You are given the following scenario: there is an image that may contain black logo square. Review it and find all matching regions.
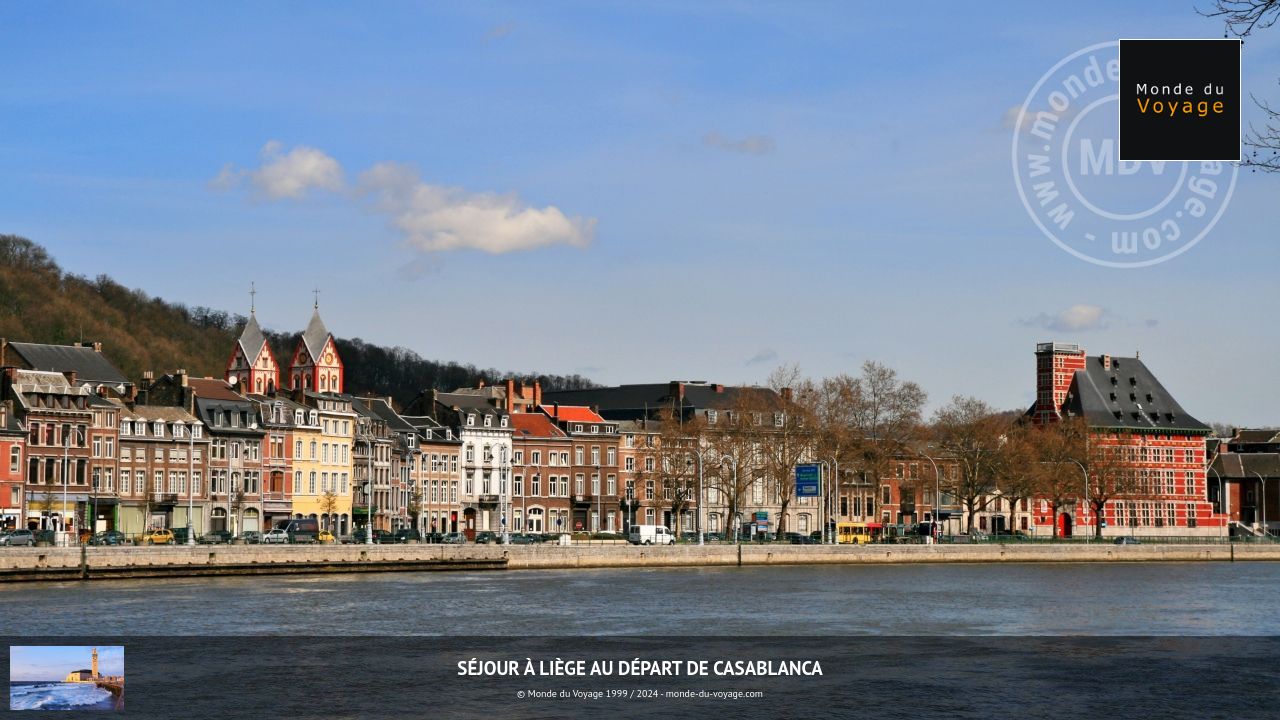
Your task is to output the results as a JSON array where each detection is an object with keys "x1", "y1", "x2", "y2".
[{"x1": 1119, "y1": 39, "x2": 1241, "y2": 161}]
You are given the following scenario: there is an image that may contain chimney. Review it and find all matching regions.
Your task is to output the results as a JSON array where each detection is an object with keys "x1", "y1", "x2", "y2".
[
  {"x1": 63, "y1": 370, "x2": 77, "y2": 385},
  {"x1": 713, "y1": 384, "x2": 724, "y2": 393},
  {"x1": 0, "y1": 338, "x2": 6, "y2": 366},
  {"x1": 781, "y1": 387, "x2": 793, "y2": 402},
  {"x1": 505, "y1": 379, "x2": 516, "y2": 414},
  {"x1": 176, "y1": 369, "x2": 188, "y2": 388},
  {"x1": 92, "y1": 341, "x2": 103, "y2": 353},
  {"x1": 552, "y1": 402, "x2": 559, "y2": 420},
  {"x1": 533, "y1": 380, "x2": 542, "y2": 407},
  {"x1": 1102, "y1": 354, "x2": 1112, "y2": 370},
  {"x1": 669, "y1": 381, "x2": 685, "y2": 404}
]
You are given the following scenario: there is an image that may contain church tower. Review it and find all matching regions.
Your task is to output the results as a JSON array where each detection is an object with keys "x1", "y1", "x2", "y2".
[
  {"x1": 289, "y1": 294, "x2": 343, "y2": 393},
  {"x1": 226, "y1": 284, "x2": 281, "y2": 394}
]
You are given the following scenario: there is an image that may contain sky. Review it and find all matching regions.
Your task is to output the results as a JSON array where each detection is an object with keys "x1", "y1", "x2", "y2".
[
  {"x1": 9, "y1": 646, "x2": 124, "y2": 681},
  {"x1": 1, "y1": 1, "x2": 1277, "y2": 426}
]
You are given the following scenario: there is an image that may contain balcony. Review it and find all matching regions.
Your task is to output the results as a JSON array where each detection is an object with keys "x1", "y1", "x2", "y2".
[{"x1": 478, "y1": 494, "x2": 500, "y2": 506}]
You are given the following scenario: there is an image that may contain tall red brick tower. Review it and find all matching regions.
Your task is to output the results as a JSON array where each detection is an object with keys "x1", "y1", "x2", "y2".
[{"x1": 1032, "y1": 341, "x2": 1086, "y2": 424}]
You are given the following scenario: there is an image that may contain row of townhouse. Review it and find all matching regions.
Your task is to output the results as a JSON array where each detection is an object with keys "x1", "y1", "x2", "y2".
[{"x1": 0, "y1": 310, "x2": 1267, "y2": 541}]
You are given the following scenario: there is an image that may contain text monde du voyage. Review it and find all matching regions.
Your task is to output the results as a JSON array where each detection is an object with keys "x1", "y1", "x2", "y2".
[
  {"x1": 1134, "y1": 82, "x2": 1228, "y2": 118},
  {"x1": 458, "y1": 658, "x2": 824, "y2": 677}
]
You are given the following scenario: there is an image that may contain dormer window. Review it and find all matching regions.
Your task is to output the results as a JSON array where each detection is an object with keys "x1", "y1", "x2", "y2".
[
  {"x1": 120, "y1": 421, "x2": 131, "y2": 436},
  {"x1": 574, "y1": 424, "x2": 583, "y2": 433},
  {"x1": 136, "y1": 422, "x2": 147, "y2": 437},
  {"x1": 192, "y1": 425, "x2": 202, "y2": 439},
  {"x1": 468, "y1": 414, "x2": 476, "y2": 426},
  {"x1": 774, "y1": 412, "x2": 784, "y2": 427},
  {"x1": 707, "y1": 410, "x2": 717, "y2": 424},
  {"x1": 153, "y1": 421, "x2": 165, "y2": 436},
  {"x1": 590, "y1": 425, "x2": 598, "y2": 434},
  {"x1": 173, "y1": 423, "x2": 185, "y2": 438},
  {"x1": 500, "y1": 417, "x2": 507, "y2": 428},
  {"x1": 484, "y1": 415, "x2": 492, "y2": 427}
]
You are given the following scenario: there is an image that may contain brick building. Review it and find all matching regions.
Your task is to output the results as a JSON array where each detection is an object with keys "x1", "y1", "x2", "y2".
[
  {"x1": 0, "y1": 400, "x2": 24, "y2": 531},
  {"x1": 1208, "y1": 429, "x2": 1280, "y2": 535},
  {"x1": 114, "y1": 402, "x2": 208, "y2": 536},
  {"x1": 539, "y1": 405, "x2": 622, "y2": 533},
  {"x1": 1029, "y1": 342, "x2": 1219, "y2": 537},
  {"x1": 509, "y1": 412, "x2": 571, "y2": 534}
]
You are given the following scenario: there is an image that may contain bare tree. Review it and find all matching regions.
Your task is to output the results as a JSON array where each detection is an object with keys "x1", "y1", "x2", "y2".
[
  {"x1": 1200, "y1": 0, "x2": 1280, "y2": 170},
  {"x1": 753, "y1": 366, "x2": 814, "y2": 536},
  {"x1": 840, "y1": 362, "x2": 928, "y2": 522},
  {"x1": 1077, "y1": 426, "x2": 1140, "y2": 539},
  {"x1": 704, "y1": 394, "x2": 764, "y2": 543},
  {"x1": 932, "y1": 396, "x2": 1004, "y2": 533},
  {"x1": 990, "y1": 422, "x2": 1039, "y2": 535}
]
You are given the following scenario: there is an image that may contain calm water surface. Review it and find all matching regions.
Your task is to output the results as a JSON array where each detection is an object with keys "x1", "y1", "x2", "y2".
[{"x1": 1, "y1": 563, "x2": 1275, "y2": 636}]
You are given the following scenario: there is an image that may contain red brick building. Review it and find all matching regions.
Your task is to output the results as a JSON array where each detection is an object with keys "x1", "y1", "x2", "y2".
[
  {"x1": 539, "y1": 405, "x2": 622, "y2": 533},
  {"x1": 1029, "y1": 342, "x2": 1220, "y2": 537},
  {"x1": 0, "y1": 400, "x2": 24, "y2": 531},
  {"x1": 509, "y1": 412, "x2": 571, "y2": 534}
]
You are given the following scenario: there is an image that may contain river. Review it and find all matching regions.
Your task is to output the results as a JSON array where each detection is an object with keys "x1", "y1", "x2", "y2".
[{"x1": 2, "y1": 562, "x2": 1275, "y2": 636}]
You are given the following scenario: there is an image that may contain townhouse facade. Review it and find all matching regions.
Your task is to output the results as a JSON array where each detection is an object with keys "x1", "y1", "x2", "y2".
[
  {"x1": 0, "y1": 400, "x2": 25, "y2": 531},
  {"x1": 402, "y1": 414, "x2": 463, "y2": 533},
  {"x1": 114, "y1": 402, "x2": 208, "y2": 535},
  {"x1": 540, "y1": 405, "x2": 623, "y2": 533},
  {"x1": 509, "y1": 411, "x2": 572, "y2": 534}
]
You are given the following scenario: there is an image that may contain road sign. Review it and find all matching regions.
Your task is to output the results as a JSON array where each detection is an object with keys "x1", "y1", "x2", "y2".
[{"x1": 795, "y1": 463, "x2": 821, "y2": 497}]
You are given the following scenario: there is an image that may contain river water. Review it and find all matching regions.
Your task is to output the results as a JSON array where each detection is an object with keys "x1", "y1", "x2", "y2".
[{"x1": 2, "y1": 562, "x2": 1276, "y2": 636}]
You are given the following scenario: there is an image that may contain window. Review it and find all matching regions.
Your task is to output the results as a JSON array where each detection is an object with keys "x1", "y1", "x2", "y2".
[
  {"x1": 607, "y1": 448, "x2": 616, "y2": 466},
  {"x1": 483, "y1": 415, "x2": 492, "y2": 427},
  {"x1": 532, "y1": 475, "x2": 541, "y2": 496},
  {"x1": 309, "y1": 472, "x2": 317, "y2": 494},
  {"x1": 576, "y1": 474, "x2": 585, "y2": 495},
  {"x1": 10, "y1": 447, "x2": 19, "y2": 473},
  {"x1": 625, "y1": 457, "x2": 635, "y2": 471}
]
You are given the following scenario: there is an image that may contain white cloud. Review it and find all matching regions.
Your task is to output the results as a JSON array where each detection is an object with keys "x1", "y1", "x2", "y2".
[
  {"x1": 1021, "y1": 304, "x2": 1109, "y2": 332},
  {"x1": 703, "y1": 131, "x2": 776, "y2": 155},
  {"x1": 358, "y1": 162, "x2": 596, "y2": 254},
  {"x1": 209, "y1": 140, "x2": 344, "y2": 200},
  {"x1": 212, "y1": 144, "x2": 595, "y2": 255}
]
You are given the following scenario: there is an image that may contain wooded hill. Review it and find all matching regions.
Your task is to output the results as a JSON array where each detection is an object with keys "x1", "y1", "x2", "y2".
[{"x1": 0, "y1": 234, "x2": 597, "y2": 404}]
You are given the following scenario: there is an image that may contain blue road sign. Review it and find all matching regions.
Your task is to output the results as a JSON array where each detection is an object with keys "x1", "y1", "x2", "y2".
[{"x1": 795, "y1": 463, "x2": 821, "y2": 497}]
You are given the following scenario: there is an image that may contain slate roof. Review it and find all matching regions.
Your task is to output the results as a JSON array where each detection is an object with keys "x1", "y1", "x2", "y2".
[
  {"x1": 187, "y1": 377, "x2": 247, "y2": 402},
  {"x1": 1059, "y1": 355, "x2": 1210, "y2": 434},
  {"x1": 6, "y1": 342, "x2": 129, "y2": 386},
  {"x1": 542, "y1": 382, "x2": 784, "y2": 420},
  {"x1": 352, "y1": 396, "x2": 415, "y2": 433},
  {"x1": 1233, "y1": 429, "x2": 1280, "y2": 445},
  {"x1": 300, "y1": 308, "x2": 331, "y2": 361},
  {"x1": 435, "y1": 392, "x2": 508, "y2": 416},
  {"x1": 1211, "y1": 452, "x2": 1280, "y2": 479},
  {"x1": 236, "y1": 313, "x2": 269, "y2": 361}
]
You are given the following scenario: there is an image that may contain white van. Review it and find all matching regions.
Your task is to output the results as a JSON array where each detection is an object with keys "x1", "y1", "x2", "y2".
[{"x1": 629, "y1": 524, "x2": 676, "y2": 546}]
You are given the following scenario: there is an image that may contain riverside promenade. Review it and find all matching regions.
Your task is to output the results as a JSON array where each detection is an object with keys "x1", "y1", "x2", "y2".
[{"x1": 1, "y1": 542, "x2": 1278, "y2": 581}]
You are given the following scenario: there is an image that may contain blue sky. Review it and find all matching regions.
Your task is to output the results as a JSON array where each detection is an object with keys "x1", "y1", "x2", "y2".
[
  {"x1": 2, "y1": 1, "x2": 1277, "y2": 425},
  {"x1": 9, "y1": 646, "x2": 124, "y2": 681}
]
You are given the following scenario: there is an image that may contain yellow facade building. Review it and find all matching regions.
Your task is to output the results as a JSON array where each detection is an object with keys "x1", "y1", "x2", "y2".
[{"x1": 289, "y1": 393, "x2": 355, "y2": 535}]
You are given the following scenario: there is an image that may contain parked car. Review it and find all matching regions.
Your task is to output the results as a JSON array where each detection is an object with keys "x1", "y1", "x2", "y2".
[
  {"x1": 508, "y1": 533, "x2": 539, "y2": 545},
  {"x1": 1114, "y1": 536, "x2": 1141, "y2": 545},
  {"x1": 350, "y1": 528, "x2": 394, "y2": 544},
  {"x1": 89, "y1": 530, "x2": 127, "y2": 546},
  {"x1": 421, "y1": 532, "x2": 443, "y2": 544},
  {"x1": 474, "y1": 531, "x2": 499, "y2": 544},
  {"x1": 261, "y1": 528, "x2": 291, "y2": 544},
  {"x1": 199, "y1": 531, "x2": 232, "y2": 544},
  {"x1": 393, "y1": 529, "x2": 422, "y2": 544},
  {"x1": 317, "y1": 530, "x2": 336, "y2": 544},
  {"x1": 144, "y1": 529, "x2": 175, "y2": 545},
  {"x1": 441, "y1": 532, "x2": 467, "y2": 544},
  {"x1": 237, "y1": 530, "x2": 263, "y2": 544},
  {"x1": 0, "y1": 529, "x2": 35, "y2": 547},
  {"x1": 784, "y1": 532, "x2": 816, "y2": 545}
]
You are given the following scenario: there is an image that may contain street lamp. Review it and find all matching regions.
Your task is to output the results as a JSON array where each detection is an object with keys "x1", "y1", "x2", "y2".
[
  {"x1": 1252, "y1": 471, "x2": 1268, "y2": 539},
  {"x1": 362, "y1": 480, "x2": 373, "y2": 545},
  {"x1": 921, "y1": 452, "x2": 941, "y2": 543},
  {"x1": 186, "y1": 423, "x2": 197, "y2": 545},
  {"x1": 62, "y1": 425, "x2": 86, "y2": 546}
]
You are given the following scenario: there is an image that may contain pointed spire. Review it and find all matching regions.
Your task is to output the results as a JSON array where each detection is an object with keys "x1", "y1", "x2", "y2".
[{"x1": 302, "y1": 305, "x2": 331, "y2": 361}]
